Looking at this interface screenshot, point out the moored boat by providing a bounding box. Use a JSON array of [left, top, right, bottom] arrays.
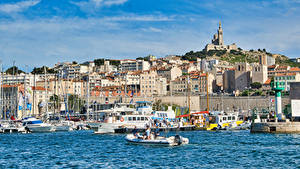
[[21, 117, 54, 133]]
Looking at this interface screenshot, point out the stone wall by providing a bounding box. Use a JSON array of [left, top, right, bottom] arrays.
[[90, 95, 290, 112]]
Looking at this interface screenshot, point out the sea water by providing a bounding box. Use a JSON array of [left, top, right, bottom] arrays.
[[0, 130, 299, 168]]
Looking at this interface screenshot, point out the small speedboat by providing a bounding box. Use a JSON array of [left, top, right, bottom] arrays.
[[21, 117, 54, 133], [125, 134, 189, 146]]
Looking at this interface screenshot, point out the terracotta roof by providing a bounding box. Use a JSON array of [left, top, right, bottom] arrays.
[[290, 67, 300, 71], [275, 72, 296, 76], [264, 78, 271, 85], [268, 65, 276, 69], [32, 86, 46, 91], [1, 84, 21, 88]]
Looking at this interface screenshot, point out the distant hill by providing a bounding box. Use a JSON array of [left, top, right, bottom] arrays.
[[181, 49, 300, 67]]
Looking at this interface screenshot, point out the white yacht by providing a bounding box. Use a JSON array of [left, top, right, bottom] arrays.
[[92, 102, 153, 134], [21, 117, 54, 133]]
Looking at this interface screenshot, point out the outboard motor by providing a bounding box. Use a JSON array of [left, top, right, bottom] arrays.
[[175, 135, 182, 145]]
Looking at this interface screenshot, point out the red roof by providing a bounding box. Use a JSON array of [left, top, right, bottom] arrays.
[[32, 86, 46, 91], [290, 67, 300, 71], [264, 78, 271, 85]]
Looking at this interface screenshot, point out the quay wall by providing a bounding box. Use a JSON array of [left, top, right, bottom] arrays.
[[251, 122, 300, 133], [90, 95, 290, 112]]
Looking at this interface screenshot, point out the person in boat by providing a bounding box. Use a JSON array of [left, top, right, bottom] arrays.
[[132, 126, 142, 139], [154, 126, 160, 139], [144, 126, 151, 140], [132, 126, 138, 136]]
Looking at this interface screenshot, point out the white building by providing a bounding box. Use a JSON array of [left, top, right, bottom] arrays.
[[121, 60, 150, 71]]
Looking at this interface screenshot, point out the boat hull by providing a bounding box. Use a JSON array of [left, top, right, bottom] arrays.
[[53, 125, 70, 132], [27, 126, 54, 133]]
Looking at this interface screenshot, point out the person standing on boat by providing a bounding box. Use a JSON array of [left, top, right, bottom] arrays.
[[145, 126, 151, 140], [154, 126, 160, 139]]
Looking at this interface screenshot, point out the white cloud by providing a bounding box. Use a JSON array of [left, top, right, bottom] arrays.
[[103, 15, 174, 22], [142, 27, 162, 33], [103, 0, 128, 6], [0, 0, 40, 14], [72, 0, 128, 13]]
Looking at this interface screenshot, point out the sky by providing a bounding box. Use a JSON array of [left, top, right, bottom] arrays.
[[0, 0, 300, 71]]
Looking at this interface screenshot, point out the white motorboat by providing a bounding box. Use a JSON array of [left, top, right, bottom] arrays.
[[125, 134, 189, 146], [0, 121, 19, 133], [21, 117, 54, 133], [52, 121, 73, 132]]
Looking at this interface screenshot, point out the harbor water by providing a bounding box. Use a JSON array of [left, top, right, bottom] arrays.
[[0, 130, 299, 168]]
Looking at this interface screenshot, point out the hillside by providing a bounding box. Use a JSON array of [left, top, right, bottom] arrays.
[[181, 49, 300, 67]]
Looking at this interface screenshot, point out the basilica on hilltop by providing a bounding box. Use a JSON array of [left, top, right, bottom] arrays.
[[204, 21, 238, 52]]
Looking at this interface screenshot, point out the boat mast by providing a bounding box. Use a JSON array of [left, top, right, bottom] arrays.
[[23, 65, 27, 118], [206, 73, 209, 112], [44, 67, 49, 120], [12, 61, 16, 119], [33, 73, 36, 117], [0, 60, 2, 119], [188, 75, 191, 121], [86, 71, 90, 121], [198, 73, 201, 112]]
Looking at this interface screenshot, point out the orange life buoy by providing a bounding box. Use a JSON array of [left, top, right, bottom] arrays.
[[120, 117, 124, 122]]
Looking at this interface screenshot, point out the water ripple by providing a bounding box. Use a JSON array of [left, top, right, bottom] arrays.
[[0, 130, 300, 168]]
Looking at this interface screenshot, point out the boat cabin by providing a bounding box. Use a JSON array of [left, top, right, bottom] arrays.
[[136, 101, 153, 115]]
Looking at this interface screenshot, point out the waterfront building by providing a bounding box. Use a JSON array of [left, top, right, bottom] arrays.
[[35, 79, 85, 97], [157, 66, 182, 81], [273, 72, 300, 91], [290, 58, 300, 63], [96, 60, 118, 73], [31, 86, 52, 117], [204, 21, 238, 52], [120, 59, 150, 71], [170, 72, 214, 94], [1, 84, 21, 119], [259, 55, 275, 66], [290, 82, 300, 117], [251, 63, 268, 85], [234, 62, 251, 91], [54, 62, 93, 79], [2, 73, 34, 86], [223, 68, 235, 93], [140, 70, 167, 97]]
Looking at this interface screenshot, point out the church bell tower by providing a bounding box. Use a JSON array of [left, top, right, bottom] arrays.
[[218, 21, 224, 45]]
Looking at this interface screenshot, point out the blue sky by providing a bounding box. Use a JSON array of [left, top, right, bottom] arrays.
[[0, 0, 300, 71]]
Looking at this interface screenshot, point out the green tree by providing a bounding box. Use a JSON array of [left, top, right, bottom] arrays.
[[94, 58, 105, 66], [110, 60, 120, 66], [31, 66, 57, 74], [254, 90, 263, 96], [250, 82, 262, 89], [5, 66, 25, 75], [241, 90, 249, 96]]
